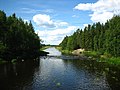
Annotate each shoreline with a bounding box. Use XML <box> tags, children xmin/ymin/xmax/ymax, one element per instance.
<box><xmin>56</xmin><ymin>47</ymin><xmax>120</xmax><ymax>66</ymax></box>
<box><xmin>0</xmin><ymin>50</ymin><xmax>49</xmax><ymax>64</ymax></box>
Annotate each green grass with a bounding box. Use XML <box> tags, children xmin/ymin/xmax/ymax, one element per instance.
<box><xmin>83</xmin><ymin>51</ymin><xmax>120</xmax><ymax>66</ymax></box>
<box><xmin>83</xmin><ymin>51</ymin><xmax>98</xmax><ymax>57</ymax></box>
<box><xmin>99</xmin><ymin>57</ymin><xmax>120</xmax><ymax>66</ymax></box>
<box><xmin>105</xmin><ymin>57</ymin><xmax>120</xmax><ymax>66</ymax></box>
<box><xmin>61</xmin><ymin>50</ymin><xmax>72</xmax><ymax>55</ymax></box>
<box><xmin>57</xmin><ymin>47</ymin><xmax>120</xmax><ymax>66</ymax></box>
<box><xmin>56</xmin><ymin>46</ymin><xmax>62</xmax><ymax>50</ymax></box>
<box><xmin>56</xmin><ymin>47</ymin><xmax>72</xmax><ymax>55</ymax></box>
<box><xmin>40</xmin><ymin>46</ymin><xmax>51</xmax><ymax>51</ymax></box>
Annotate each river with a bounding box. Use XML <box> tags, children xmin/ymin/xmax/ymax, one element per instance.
<box><xmin>0</xmin><ymin>47</ymin><xmax>120</xmax><ymax>90</ymax></box>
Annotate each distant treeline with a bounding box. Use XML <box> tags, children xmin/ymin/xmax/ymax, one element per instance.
<box><xmin>0</xmin><ymin>10</ymin><xmax>42</xmax><ymax>61</ymax></box>
<box><xmin>60</xmin><ymin>16</ymin><xmax>120</xmax><ymax>57</ymax></box>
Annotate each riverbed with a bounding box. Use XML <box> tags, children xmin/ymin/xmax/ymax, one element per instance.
<box><xmin>0</xmin><ymin>47</ymin><xmax>120</xmax><ymax>90</ymax></box>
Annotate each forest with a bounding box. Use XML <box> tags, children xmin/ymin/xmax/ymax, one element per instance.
<box><xmin>60</xmin><ymin>15</ymin><xmax>120</xmax><ymax>57</ymax></box>
<box><xmin>0</xmin><ymin>10</ymin><xmax>42</xmax><ymax>61</ymax></box>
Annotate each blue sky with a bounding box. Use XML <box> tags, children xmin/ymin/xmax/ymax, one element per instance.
<box><xmin>0</xmin><ymin>0</ymin><xmax>120</xmax><ymax>45</ymax></box>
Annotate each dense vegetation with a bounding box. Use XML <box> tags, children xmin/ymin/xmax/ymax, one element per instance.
<box><xmin>60</xmin><ymin>16</ymin><xmax>120</xmax><ymax>57</ymax></box>
<box><xmin>0</xmin><ymin>10</ymin><xmax>42</xmax><ymax>61</ymax></box>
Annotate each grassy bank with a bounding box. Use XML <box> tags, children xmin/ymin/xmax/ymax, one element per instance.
<box><xmin>40</xmin><ymin>46</ymin><xmax>51</xmax><ymax>51</ymax></box>
<box><xmin>106</xmin><ymin>57</ymin><xmax>120</xmax><ymax>65</ymax></box>
<box><xmin>83</xmin><ymin>51</ymin><xmax>120</xmax><ymax>66</ymax></box>
<box><xmin>57</xmin><ymin>47</ymin><xmax>120</xmax><ymax>66</ymax></box>
<box><xmin>56</xmin><ymin>47</ymin><xmax>72</xmax><ymax>55</ymax></box>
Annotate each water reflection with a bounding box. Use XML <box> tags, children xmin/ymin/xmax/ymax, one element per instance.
<box><xmin>62</xmin><ymin>60</ymin><xmax>110</xmax><ymax>90</ymax></box>
<box><xmin>0</xmin><ymin>48</ymin><xmax>120</xmax><ymax>90</ymax></box>
<box><xmin>0</xmin><ymin>59</ymin><xmax>39</xmax><ymax>90</ymax></box>
<box><xmin>44</xmin><ymin>47</ymin><xmax>61</xmax><ymax>56</ymax></box>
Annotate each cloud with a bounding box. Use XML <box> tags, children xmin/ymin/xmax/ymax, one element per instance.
<box><xmin>33</xmin><ymin>14</ymin><xmax>55</xmax><ymax>28</ymax></box>
<box><xmin>72</xmin><ymin>15</ymin><xmax>79</xmax><ymax>18</ymax></box>
<box><xmin>35</xmin><ymin>26</ymin><xmax>78</xmax><ymax>45</ymax></box>
<box><xmin>23</xmin><ymin>19</ymin><xmax>30</xmax><ymax>23</ymax></box>
<box><xmin>75</xmin><ymin>3</ymin><xmax>93</xmax><ymax>11</ymax></box>
<box><xmin>55</xmin><ymin>21</ymin><xmax>69</xmax><ymax>27</ymax></box>
<box><xmin>20</xmin><ymin>8</ymin><xmax>54</xmax><ymax>14</ymax></box>
<box><xmin>33</xmin><ymin>14</ymin><xmax>69</xmax><ymax>28</ymax></box>
<box><xmin>33</xmin><ymin>13</ymin><xmax>77</xmax><ymax>45</ymax></box>
<box><xmin>33</xmin><ymin>13</ymin><xmax>79</xmax><ymax>45</ymax></box>
<box><xmin>90</xmin><ymin>11</ymin><xmax>114</xmax><ymax>23</ymax></box>
<box><xmin>21</xmin><ymin>8</ymin><xmax>40</xmax><ymax>13</ymax></box>
<box><xmin>43</xmin><ymin>9</ymin><xmax>54</xmax><ymax>13</ymax></box>
<box><xmin>74</xmin><ymin>0</ymin><xmax>120</xmax><ymax>23</ymax></box>
<box><xmin>83</xmin><ymin>24</ymin><xmax>88</xmax><ymax>28</ymax></box>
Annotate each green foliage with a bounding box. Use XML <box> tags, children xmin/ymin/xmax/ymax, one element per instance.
<box><xmin>56</xmin><ymin>46</ymin><xmax>72</xmax><ymax>55</ymax></box>
<box><xmin>107</xmin><ymin>57</ymin><xmax>120</xmax><ymax>65</ymax></box>
<box><xmin>40</xmin><ymin>45</ymin><xmax>51</xmax><ymax>50</ymax></box>
<box><xmin>99</xmin><ymin>56</ymin><xmax>120</xmax><ymax>66</ymax></box>
<box><xmin>60</xmin><ymin>15</ymin><xmax>120</xmax><ymax>57</ymax></box>
<box><xmin>83</xmin><ymin>51</ymin><xmax>98</xmax><ymax>57</ymax></box>
<box><xmin>0</xmin><ymin>10</ymin><xmax>42</xmax><ymax>61</ymax></box>
<box><xmin>59</xmin><ymin>36</ymin><xmax>68</xmax><ymax>50</ymax></box>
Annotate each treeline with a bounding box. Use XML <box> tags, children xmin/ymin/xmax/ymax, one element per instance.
<box><xmin>0</xmin><ymin>10</ymin><xmax>41</xmax><ymax>61</ymax></box>
<box><xmin>60</xmin><ymin>16</ymin><xmax>120</xmax><ymax>57</ymax></box>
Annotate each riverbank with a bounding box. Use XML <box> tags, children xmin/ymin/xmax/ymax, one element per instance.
<box><xmin>56</xmin><ymin>47</ymin><xmax>120</xmax><ymax>66</ymax></box>
<box><xmin>0</xmin><ymin>50</ymin><xmax>49</xmax><ymax>64</ymax></box>
<box><xmin>56</xmin><ymin>47</ymin><xmax>72</xmax><ymax>55</ymax></box>
<box><xmin>83</xmin><ymin>51</ymin><xmax>120</xmax><ymax>66</ymax></box>
<box><xmin>56</xmin><ymin>47</ymin><xmax>88</xmax><ymax>60</ymax></box>
<box><xmin>40</xmin><ymin>46</ymin><xmax>51</xmax><ymax>51</ymax></box>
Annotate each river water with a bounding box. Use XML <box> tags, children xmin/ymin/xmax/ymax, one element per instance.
<box><xmin>0</xmin><ymin>47</ymin><xmax>120</xmax><ymax>90</ymax></box>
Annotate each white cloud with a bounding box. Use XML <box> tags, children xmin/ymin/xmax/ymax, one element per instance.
<box><xmin>35</xmin><ymin>26</ymin><xmax>78</xmax><ymax>45</ymax></box>
<box><xmin>72</xmin><ymin>15</ymin><xmax>79</xmax><ymax>18</ymax></box>
<box><xmin>55</xmin><ymin>21</ymin><xmax>69</xmax><ymax>27</ymax></box>
<box><xmin>23</xmin><ymin>19</ymin><xmax>30</xmax><ymax>23</ymax></box>
<box><xmin>83</xmin><ymin>24</ymin><xmax>88</xmax><ymax>28</ymax></box>
<box><xmin>74</xmin><ymin>0</ymin><xmax>120</xmax><ymax>23</ymax></box>
<box><xmin>43</xmin><ymin>9</ymin><xmax>54</xmax><ymax>13</ymax></box>
<box><xmin>21</xmin><ymin>8</ymin><xmax>54</xmax><ymax>14</ymax></box>
<box><xmin>33</xmin><ymin>14</ymin><xmax>69</xmax><ymax>28</ymax></box>
<box><xmin>75</xmin><ymin>3</ymin><xmax>93</xmax><ymax>11</ymax></box>
<box><xmin>33</xmin><ymin>14</ymin><xmax>79</xmax><ymax>45</ymax></box>
<box><xmin>33</xmin><ymin>14</ymin><xmax>55</xmax><ymax>28</ymax></box>
<box><xmin>21</xmin><ymin>8</ymin><xmax>39</xmax><ymax>13</ymax></box>
<box><xmin>90</xmin><ymin>11</ymin><xmax>114</xmax><ymax>23</ymax></box>
<box><xmin>36</xmin><ymin>26</ymin><xmax>77</xmax><ymax>36</ymax></box>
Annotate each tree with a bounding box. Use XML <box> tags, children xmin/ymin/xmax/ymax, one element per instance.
<box><xmin>0</xmin><ymin>10</ymin><xmax>42</xmax><ymax>61</ymax></box>
<box><xmin>60</xmin><ymin>36</ymin><xmax>68</xmax><ymax>50</ymax></box>
<box><xmin>60</xmin><ymin>15</ymin><xmax>120</xmax><ymax>57</ymax></box>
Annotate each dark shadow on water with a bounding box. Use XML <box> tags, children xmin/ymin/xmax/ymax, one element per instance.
<box><xmin>0</xmin><ymin>58</ymin><xmax>40</xmax><ymax>90</ymax></box>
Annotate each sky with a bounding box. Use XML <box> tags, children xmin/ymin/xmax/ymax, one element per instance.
<box><xmin>0</xmin><ymin>0</ymin><xmax>120</xmax><ymax>45</ymax></box>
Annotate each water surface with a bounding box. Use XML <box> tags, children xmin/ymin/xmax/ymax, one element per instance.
<box><xmin>0</xmin><ymin>47</ymin><xmax>120</xmax><ymax>90</ymax></box>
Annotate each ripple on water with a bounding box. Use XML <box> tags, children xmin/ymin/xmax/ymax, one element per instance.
<box><xmin>0</xmin><ymin>47</ymin><xmax>119</xmax><ymax>90</ymax></box>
